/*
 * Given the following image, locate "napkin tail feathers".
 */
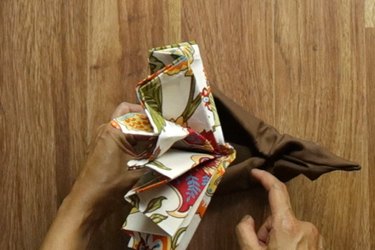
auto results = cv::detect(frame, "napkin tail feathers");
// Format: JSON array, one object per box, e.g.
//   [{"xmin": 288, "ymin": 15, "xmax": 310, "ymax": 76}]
[{"xmin": 211, "ymin": 84, "xmax": 360, "ymax": 192}]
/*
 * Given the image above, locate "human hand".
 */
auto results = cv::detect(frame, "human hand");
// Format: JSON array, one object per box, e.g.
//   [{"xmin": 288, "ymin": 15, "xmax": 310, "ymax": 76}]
[
  {"xmin": 41, "ymin": 102, "xmax": 152, "ymax": 250},
  {"xmin": 235, "ymin": 169, "xmax": 323, "ymax": 250},
  {"xmin": 68, "ymin": 102, "xmax": 152, "ymax": 217}
]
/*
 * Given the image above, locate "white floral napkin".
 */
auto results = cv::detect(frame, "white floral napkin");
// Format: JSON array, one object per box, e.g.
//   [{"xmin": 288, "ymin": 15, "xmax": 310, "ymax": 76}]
[{"xmin": 112, "ymin": 42, "xmax": 236, "ymax": 250}]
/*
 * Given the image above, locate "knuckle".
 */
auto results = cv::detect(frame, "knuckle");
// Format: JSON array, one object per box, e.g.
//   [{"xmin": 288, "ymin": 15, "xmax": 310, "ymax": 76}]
[
  {"xmin": 115, "ymin": 102, "xmax": 131, "ymax": 114},
  {"xmin": 272, "ymin": 181, "xmax": 287, "ymax": 192},
  {"xmin": 98, "ymin": 124, "xmax": 120, "ymax": 143},
  {"xmin": 280, "ymin": 216, "xmax": 298, "ymax": 233},
  {"xmin": 303, "ymin": 222, "xmax": 320, "ymax": 236},
  {"xmin": 119, "ymin": 101, "xmax": 130, "ymax": 108}
]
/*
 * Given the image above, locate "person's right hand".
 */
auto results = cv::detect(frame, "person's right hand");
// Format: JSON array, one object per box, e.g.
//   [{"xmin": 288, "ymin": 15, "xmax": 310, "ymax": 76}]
[{"xmin": 235, "ymin": 169, "xmax": 324, "ymax": 250}]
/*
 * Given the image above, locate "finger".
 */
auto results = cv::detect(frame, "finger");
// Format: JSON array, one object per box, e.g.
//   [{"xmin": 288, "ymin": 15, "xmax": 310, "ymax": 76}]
[
  {"xmin": 257, "ymin": 216, "xmax": 272, "ymax": 245},
  {"xmin": 216, "ymin": 157, "xmax": 266, "ymax": 194},
  {"xmin": 251, "ymin": 169, "xmax": 294, "ymax": 219},
  {"xmin": 106, "ymin": 123, "xmax": 139, "ymax": 154},
  {"xmin": 235, "ymin": 215, "xmax": 263, "ymax": 250},
  {"xmin": 111, "ymin": 102, "xmax": 143, "ymax": 119}
]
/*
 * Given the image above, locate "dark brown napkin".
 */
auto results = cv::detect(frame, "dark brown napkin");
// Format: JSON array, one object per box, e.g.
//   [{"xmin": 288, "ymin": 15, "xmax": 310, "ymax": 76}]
[{"xmin": 211, "ymin": 85, "xmax": 361, "ymax": 194}]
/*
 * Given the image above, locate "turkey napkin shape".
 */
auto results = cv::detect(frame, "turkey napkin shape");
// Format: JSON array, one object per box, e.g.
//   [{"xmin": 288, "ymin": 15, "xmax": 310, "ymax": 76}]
[{"xmin": 112, "ymin": 42, "xmax": 236, "ymax": 250}]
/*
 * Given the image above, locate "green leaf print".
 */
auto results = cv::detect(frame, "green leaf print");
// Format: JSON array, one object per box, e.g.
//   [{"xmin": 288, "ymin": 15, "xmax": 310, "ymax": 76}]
[
  {"xmin": 144, "ymin": 196, "xmax": 166, "ymax": 213},
  {"xmin": 150, "ymin": 213, "xmax": 168, "ymax": 224},
  {"xmin": 129, "ymin": 207, "xmax": 139, "ymax": 214},
  {"xmin": 139, "ymin": 77, "xmax": 163, "ymax": 113},
  {"xmin": 209, "ymin": 93, "xmax": 221, "ymax": 130},
  {"xmin": 129, "ymin": 195, "xmax": 140, "ymax": 210},
  {"xmin": 171, "ymin": 227, "xmax": 187, "ymax": 250},
  {"xmin": 139, "ymin": 77, "xmax": 166, "ymax": 133},
  {"xmin": 145, "ymin": 102, "xmax": 166, "ymax": 133},
  {"xmin": 180, "ymin": 76, "xmax": 201, "ymax": 123},
  {"xmin": 151, "ymin": 160, "xmax": 172, "ymax": 171}
]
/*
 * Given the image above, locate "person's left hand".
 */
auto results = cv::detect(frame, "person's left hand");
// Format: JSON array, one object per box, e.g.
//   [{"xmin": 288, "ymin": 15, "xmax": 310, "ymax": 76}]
[
  {"xmin": 69, "ymin": 102, "xmax": 151, "ymax": 217},
  {"xmin": 41, "ymin": 102, "xmax": 151, "ymax": 250}
]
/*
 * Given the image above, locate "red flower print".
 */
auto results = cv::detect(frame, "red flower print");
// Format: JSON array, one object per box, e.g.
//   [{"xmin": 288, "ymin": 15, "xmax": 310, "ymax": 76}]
[
  {"xmin": 200, "ymin": 87, "xmax": 212, "ymax": 111},
  {"xmin": 200, "ymin": 130, "xmax": 219, "ymax": 151}
]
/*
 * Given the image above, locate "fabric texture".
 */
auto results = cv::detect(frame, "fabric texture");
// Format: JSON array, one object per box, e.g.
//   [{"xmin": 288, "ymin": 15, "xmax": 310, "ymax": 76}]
[
  {"xmin": 213, "ymin": 85, "xmax": 360, "ymax": 194},
  {"xmin": 112, "ymin": 42, "xmax": 235, "ymax": 250}
]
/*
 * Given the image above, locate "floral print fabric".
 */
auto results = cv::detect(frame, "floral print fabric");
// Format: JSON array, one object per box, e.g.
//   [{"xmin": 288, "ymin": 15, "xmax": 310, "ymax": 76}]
[{"xmin": 112, "ymin": 42, "xmax": 236, "ymax": 250}]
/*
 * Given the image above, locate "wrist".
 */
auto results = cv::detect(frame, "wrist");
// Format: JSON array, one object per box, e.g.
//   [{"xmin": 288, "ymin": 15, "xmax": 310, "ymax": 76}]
[
  {"xmin": 58, "ymin": 191, "xmax": 103, "ymax": 231},
  {"xmin": 64, "ymin": 178, "xmax": 117, "ymax": 225},
  {"xmin": 65, "ymin": 176, "xmax": 132, "ymax": 224},
  {"xmin": 40, "ymin": 192, "xmax": 100, "ymax": 250}
]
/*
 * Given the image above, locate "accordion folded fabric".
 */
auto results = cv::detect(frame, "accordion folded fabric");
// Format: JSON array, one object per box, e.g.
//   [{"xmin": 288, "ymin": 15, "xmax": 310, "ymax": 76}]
[{"xmin": 112, "ymin": 42, "xmax": 235, "ymax": 250}]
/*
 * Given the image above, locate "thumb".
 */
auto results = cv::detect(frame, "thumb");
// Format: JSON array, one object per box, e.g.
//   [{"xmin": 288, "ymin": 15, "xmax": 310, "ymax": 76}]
[{"xmin": 236, "ymin": 215, "xmax": 263, "ymax": 250}]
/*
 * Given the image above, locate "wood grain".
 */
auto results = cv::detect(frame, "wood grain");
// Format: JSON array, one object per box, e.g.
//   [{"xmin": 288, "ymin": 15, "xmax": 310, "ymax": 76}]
[
  {"xmin": 274, "ymin": 1, "xmax": 369, "ymax": 249},
  {"xmin": 366, "ymin": 0, "xmax": 375, "ymax": 27},
  {"xmin": 182, "ymin": 0, "xmax": 275, "ymax": 124},
  {"xmin": 365, "ymin": 28, "xmax": 375, "ymax": 250},
  {"xmin": 0, "ymin": 0, "xmax": 373, "ymax": 249},
  {"xmin": 1, "ymin": 0, "xmax": 89, "ymax": 249}
]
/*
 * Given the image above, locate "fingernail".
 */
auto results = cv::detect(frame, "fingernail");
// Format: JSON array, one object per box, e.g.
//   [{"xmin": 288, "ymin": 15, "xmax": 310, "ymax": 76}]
[
  {"xmin": 251, "ymin": 168, "xmax": 263, "ymax": 174},
  {"xmin": 242, "ymin": 214, "xmax": 253, "ymax": 222},
  {"xmin": 111, "ymin": 121, "xmax": 121, "ymax": 130}
]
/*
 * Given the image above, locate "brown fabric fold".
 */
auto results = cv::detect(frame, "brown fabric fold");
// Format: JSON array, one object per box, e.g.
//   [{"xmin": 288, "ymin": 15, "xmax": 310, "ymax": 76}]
[{"xmin": 211, "ymin": 85, "xmax": 361, "ymax": 194}]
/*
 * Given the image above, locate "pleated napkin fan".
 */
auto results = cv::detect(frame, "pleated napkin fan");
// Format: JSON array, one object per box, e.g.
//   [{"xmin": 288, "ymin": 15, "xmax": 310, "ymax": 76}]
[{"xmin": 112, "ymin": 42, "xmax": 236, "ymax": 250}]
